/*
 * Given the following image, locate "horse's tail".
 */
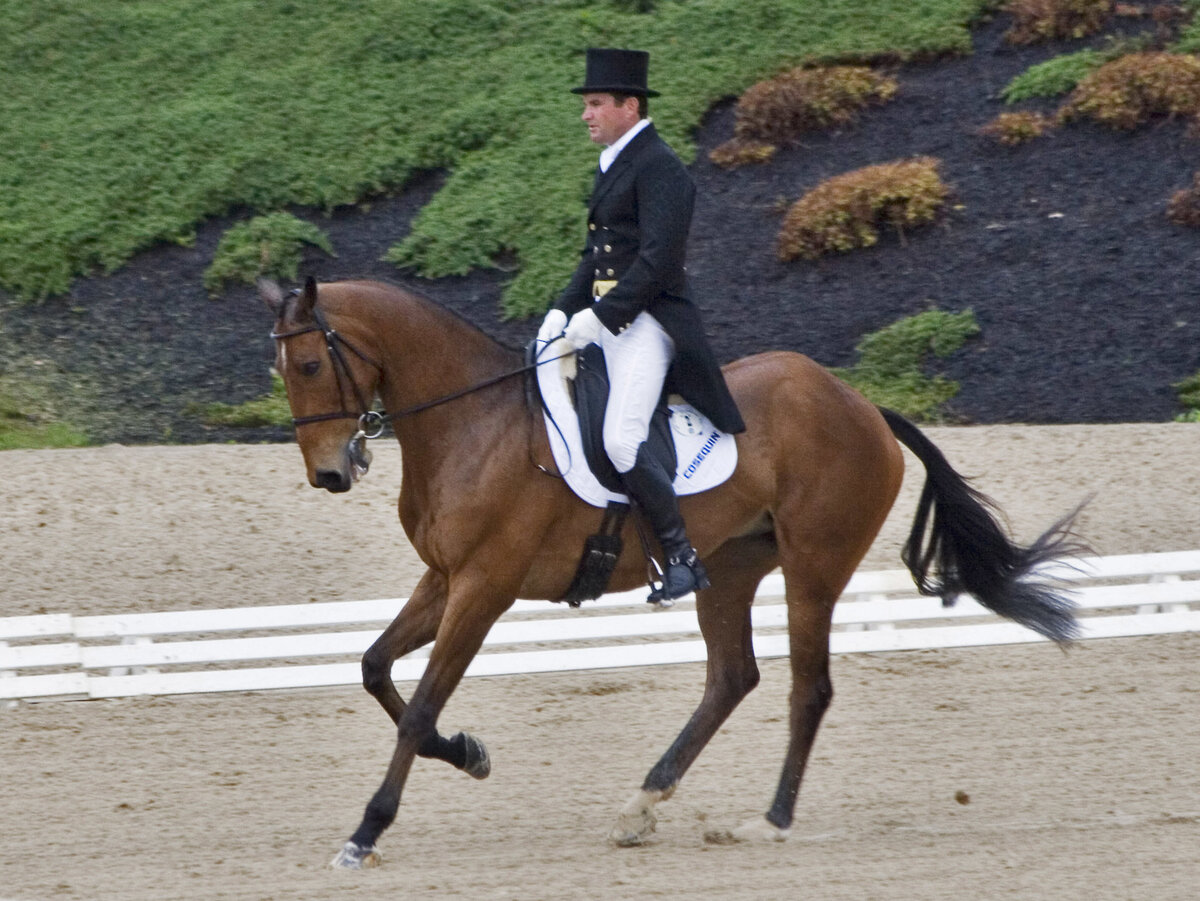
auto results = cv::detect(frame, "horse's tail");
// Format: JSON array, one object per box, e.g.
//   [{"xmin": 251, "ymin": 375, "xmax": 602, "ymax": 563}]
[{"xmin": 878, "ymin": 407, "xmax": 1085, "ymax": 645}]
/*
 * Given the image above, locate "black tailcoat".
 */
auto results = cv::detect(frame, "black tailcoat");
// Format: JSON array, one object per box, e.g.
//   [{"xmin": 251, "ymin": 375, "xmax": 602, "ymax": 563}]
[{"xmin": 554, "ymin": 124, "xmax": 746, "ymax": 434}]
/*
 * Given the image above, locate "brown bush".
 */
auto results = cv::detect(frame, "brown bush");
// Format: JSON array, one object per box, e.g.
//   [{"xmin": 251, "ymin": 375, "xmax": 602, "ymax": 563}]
[
  {"xmin": 731, "ymin": 65, "xmax": 898, "ymax": 145},
  {"xmin": 1058, "ymin": 52, "xmax": 1200, "ymax": 129},
  {"xmin": 1004, "ymin": 0, "xmax": 1113, "ymax": 44},
  {"xmin": 1167, "ymin": 173, "xmax": 1200, "ymax": 226},
  {"xmin": 1150, "ymin": 2, "xmax": 1188, "ymax": 25},
  {"xmin": 777, "ymin": 157, "xmax": 948, "ymax": 262},
  {"xmin": 978, "ymin": 111, "xmax": 1055, "ymax": 145},
  {"xmin": 708, "ymin": 138, "xmax": 777, "ymax": 170}
]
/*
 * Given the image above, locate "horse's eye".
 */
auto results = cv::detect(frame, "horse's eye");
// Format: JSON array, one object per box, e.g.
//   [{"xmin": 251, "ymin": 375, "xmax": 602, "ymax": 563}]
[{"xmin": 301, "ymin": 360, "xmax": 321, "ymax": 376}]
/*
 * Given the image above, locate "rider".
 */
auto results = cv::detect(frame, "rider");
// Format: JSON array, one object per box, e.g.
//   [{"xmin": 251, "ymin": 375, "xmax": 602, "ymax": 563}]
[{"xmin": 537, "ymin": 47, "xmax": 745, "ymax": 600}]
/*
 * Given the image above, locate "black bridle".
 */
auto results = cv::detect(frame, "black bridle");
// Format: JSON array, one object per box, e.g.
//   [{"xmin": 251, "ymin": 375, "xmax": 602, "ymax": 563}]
[
  {"xmin": 270, "ymin": 306, "xmax": 570, "ymax": 439},
  {"xmin": 270, "ymin": 307, "xmax": 388, "ymax": 435}
]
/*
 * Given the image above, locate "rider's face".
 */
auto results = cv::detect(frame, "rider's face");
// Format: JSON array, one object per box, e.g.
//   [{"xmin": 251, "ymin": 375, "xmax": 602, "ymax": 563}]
[{"xmin": 580, "ymin": 93, "xmax": 640, "ymax": 146}]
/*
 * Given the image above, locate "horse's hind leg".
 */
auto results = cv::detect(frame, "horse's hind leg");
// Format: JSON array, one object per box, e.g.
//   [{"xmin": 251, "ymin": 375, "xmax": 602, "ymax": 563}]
[
  {"xmin": 723, "ymin": 562, "xmax": 841, "ymax": 843},
  {"xmin": 610, "ymin": 533, "xmax": 778, "ymax": 846},
  {"xmin": 360, "ymin": 567, "xmax": 490, "ymax": 779}
]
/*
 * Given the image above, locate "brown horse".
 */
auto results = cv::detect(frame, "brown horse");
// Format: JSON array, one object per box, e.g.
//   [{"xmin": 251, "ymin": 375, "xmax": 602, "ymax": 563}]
[{"xmin": 261, "ymin": 277, "xmax": 1080, "ymax": 869}]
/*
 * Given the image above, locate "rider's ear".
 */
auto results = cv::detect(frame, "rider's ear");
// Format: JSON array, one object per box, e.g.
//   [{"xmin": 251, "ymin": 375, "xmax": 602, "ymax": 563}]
[{"xmin": 258, "ymin": 278, "xmax": 285, "ymax": 315}]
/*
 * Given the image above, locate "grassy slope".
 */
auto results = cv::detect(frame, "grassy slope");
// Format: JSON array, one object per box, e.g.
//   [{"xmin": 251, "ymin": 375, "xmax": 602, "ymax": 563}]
[{"xmin": 1, "ymin": 0, "xmax": 985, "ymax": 316}]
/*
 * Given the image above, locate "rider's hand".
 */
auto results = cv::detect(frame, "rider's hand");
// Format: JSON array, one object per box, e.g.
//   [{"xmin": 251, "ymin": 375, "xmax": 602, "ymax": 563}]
[
  {"xmin": 536, "ymin": 308, "xmax": 568, "ymax": 346},
  {"xmin": 564, "ymin": 307, "xmax": 604, "ymax": 350}
]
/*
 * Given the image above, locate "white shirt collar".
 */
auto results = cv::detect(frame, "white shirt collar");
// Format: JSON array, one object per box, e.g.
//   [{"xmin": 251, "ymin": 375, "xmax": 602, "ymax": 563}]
[{"xmin": 599, "ymin": 118, "xmax": 651, "ymax": 173}]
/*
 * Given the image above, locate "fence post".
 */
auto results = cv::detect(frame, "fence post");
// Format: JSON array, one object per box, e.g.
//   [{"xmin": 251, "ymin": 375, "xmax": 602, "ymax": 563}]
[
  {"xmin": 1138, "ymin": 573, "xmax": 1190, "ymax": 615},
  {"xmin": 109, "ymin": 636, "xmax": 159, "ymax": 677}
]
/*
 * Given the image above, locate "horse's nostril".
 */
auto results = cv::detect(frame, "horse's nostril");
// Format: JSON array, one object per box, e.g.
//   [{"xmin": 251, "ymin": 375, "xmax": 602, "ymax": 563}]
[{"xmin": 315, "ymin": 469, "xmax": 350, "ymax": 493}]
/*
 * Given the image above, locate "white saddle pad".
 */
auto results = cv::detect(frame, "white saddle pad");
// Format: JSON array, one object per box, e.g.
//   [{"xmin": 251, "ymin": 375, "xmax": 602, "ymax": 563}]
[{"xmin": 536, "ymin": 340, "xmax": 738, "ymax": 509}]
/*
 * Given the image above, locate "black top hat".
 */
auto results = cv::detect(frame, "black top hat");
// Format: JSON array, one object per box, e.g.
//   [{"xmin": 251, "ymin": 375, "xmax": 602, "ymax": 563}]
[{"xmin": 571, "ymin": 47, "xmax": 660, "ymax": 97}]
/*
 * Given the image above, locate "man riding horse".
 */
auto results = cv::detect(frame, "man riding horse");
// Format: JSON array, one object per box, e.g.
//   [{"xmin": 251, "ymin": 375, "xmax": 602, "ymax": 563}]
[
  {"xmin": 263, "ymin": 45, "xmax": 1082, "ymax": 869},
  {"xmin": 537, "ymin": 47, "xmax": 746, "ymax": 602}
]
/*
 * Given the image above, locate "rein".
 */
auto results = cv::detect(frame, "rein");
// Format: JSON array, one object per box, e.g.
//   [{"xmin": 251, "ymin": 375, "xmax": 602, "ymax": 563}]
[{"xmin": 271, "ymin": 307, "xmax": 570, "ymax": 438}]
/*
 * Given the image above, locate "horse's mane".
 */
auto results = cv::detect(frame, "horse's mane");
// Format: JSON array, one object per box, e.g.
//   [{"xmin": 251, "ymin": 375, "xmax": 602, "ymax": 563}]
[{"xmin": 327, "ymin": 279, "xmax": 522, "ymax": 356}]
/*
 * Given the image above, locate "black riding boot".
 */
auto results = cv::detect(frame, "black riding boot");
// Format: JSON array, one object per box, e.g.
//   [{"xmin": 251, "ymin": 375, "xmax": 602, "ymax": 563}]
[{"xmin": 620, "ymin": 442, "xmax": 711, "ymax": 601}]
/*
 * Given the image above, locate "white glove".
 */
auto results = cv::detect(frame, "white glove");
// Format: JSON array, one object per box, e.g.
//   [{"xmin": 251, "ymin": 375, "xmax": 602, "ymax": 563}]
[
  {"xmin": 536, "ymin": 308, "xmax": 568, "ymax": 346},
  {"xmin": 564, "ymin": 307, "xmax": 605, "ymax": 350}
]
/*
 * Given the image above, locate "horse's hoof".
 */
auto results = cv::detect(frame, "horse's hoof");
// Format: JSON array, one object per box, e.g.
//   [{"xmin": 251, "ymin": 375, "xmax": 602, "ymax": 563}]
[
  {"xmin": 456, "ymin": 731, "xmax": 491, "ymax": 780},
  {"xmin": 704, "ymin": 816, "xmax": 790, "ymax": 845},
  {"xmin": 330, "ymin": 841, "xmax": 381, "ymax": 869},
  {"xmin": 608, "ymin": 789, "xmax": 664, "ymax": 847}
]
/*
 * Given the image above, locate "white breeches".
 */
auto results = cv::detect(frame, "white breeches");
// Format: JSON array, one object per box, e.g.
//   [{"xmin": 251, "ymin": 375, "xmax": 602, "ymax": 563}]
[{"xmin": 597, "ymin": 311, "xmax": 675, "ymax": 474}]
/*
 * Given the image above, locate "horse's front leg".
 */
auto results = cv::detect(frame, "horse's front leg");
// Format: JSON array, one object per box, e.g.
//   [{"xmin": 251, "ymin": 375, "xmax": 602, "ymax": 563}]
[
  {"xmin": 333, "ymin": 577, "xmax": 515, "ymax": 869},
  {"xmin": 361, "ymin": 567, "xmax": 490, "ymax": 780}
]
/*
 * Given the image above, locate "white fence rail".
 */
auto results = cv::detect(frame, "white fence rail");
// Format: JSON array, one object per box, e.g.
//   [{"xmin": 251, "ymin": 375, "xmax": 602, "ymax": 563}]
[{"xmin": 4, "ymin": 551, "xmax": 1200, "ymax": 703}]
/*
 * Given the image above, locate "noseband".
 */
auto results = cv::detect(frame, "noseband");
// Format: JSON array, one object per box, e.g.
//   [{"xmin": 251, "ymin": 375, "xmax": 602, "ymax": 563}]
[{"xmin": 271, "ymin": 305, "xmax": 572, "ymax": 439}]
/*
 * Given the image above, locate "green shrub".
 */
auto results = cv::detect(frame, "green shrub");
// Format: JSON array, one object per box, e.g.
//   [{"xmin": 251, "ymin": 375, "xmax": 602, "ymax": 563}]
[
  {"xmin": 1003, "ymin": 0, "xmax": 1113, "ymax": 44},
  {"xmin": 1058, "ymin": 51, "xmax": 1200, "ymax": 128},
  {"xmin": 1173, "ymin": 368, "xmax": 1200, "ymax": 419},
  {"xmin": 1003, "ymin": 50, "xmax": 1106, "ymax": 101},
  {"xmin": 1171, "ymin": 1, "xmax": 1200, "ymax": 52},
  {"xmin": 0, "ymin": 0, "xmax": 992, "ymax": 312},
  {"xmin": 777, "ymin": 157, "xmax": 948, "ymax": 261},
  {"xmin": 0, "ymin": 379, "xmax": 89, "ymax": 449},
  {"xmin": 0, "ymin": 420, "xmax": 89, "ymax": 451},
  {"xmin": 203, "ymin": 213, "xmax": 334, "ymax": 297},
  {"xmin": 188, "ymin": 369, "xmax": 292, "ymax": 427},
  {"xmin": 979, "ymin": 110, "xmax": 1055, "ymax": 143},
  {"xmin": 833, "ymin": 309, "xmax": 980, "ymax": 422}
]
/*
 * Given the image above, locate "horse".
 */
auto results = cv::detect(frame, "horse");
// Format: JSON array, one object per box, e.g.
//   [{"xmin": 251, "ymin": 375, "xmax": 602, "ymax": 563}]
[{"xmin": 260, "ymin": 277, "xmax": 1082, "ymax": 869}]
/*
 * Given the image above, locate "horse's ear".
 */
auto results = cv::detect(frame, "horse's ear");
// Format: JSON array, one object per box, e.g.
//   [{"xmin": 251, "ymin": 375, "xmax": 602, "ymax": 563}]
[
  {"xmin": 296, "ymin": 276, "xmax": 319, "ymax": 320},
  {"xmin": 258, "ymin": 278, "xmax": 285, "ymax": 315}
]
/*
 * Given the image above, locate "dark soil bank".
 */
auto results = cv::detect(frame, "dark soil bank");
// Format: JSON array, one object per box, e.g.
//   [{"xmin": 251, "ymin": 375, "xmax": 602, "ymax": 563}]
[{"xmin": 3, "ymin": 12, "xmax": 1200, "ymax": 445}]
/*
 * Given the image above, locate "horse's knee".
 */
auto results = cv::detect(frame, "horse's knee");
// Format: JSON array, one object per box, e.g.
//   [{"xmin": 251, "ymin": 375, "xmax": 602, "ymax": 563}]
[{"xmin": 361, "ymin": 645, "xmax": 392, "ymax": 697}]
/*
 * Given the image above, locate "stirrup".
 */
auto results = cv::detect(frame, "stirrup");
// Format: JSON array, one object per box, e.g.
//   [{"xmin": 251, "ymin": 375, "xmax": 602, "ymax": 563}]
[
  {"xmin": 647, "ymin": 549, "xmax": 710, "ymax": 603},
  {"xmin": 643, "ymin": 555, "xmax": 673, "ymax": 608}
]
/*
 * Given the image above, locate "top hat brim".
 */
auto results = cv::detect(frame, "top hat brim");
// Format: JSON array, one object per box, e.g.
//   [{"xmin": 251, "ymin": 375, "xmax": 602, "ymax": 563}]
[{"xmin": 571, "ymin": 84, "xmax": 660, "ymax": 97}]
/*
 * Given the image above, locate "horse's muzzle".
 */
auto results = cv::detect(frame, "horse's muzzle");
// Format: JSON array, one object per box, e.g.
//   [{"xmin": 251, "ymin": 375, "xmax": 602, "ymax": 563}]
[
  {"xmin": 315, "ymin": 468, "xmax": 352, "ymax": 493},
  {"xmin": 313, "ymin": 435, "xmax": 372, "ymax": 493}
]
